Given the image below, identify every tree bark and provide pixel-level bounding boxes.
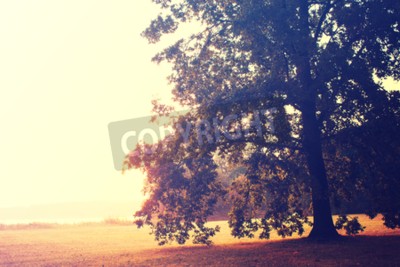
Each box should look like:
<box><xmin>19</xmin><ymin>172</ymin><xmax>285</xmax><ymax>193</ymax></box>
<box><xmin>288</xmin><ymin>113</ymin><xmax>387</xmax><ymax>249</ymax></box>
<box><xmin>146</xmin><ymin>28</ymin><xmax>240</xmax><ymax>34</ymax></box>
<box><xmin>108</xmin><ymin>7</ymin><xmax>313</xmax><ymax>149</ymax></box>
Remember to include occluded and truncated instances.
<box><xmin>297</xmin><ymin>1</ymin><xmax>340</xmax><ymax>240</ymax></box>
<box><xmin>301</xmin><ymin>104</ymin><xmax>340</xmax><ymax>240</ymax></box>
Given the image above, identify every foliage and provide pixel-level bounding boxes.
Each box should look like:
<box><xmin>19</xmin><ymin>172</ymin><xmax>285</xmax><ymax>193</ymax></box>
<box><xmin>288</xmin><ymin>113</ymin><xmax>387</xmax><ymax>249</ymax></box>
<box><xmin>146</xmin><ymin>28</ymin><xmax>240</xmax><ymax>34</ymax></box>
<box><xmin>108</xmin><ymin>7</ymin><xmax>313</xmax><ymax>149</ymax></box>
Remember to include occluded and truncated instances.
<box><xmin>334</xmin><ymin>215</ymin><xmax>365</xmax><ymax>235</ymax></box>
<box><xmin>127</xmin><ymin>0</ymin><xmax>400</xmax><ymax>244</ymax></box>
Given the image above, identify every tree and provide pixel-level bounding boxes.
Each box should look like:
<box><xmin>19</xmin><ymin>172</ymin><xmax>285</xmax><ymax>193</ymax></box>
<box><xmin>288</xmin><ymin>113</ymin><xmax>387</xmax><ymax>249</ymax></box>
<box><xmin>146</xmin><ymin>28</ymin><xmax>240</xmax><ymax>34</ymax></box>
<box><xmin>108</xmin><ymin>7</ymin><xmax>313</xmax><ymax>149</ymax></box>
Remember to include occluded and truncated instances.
<box><xmin>126</xmin><ymin>0</ymin><xmax>400</xmax><ymax>244</ymax></box>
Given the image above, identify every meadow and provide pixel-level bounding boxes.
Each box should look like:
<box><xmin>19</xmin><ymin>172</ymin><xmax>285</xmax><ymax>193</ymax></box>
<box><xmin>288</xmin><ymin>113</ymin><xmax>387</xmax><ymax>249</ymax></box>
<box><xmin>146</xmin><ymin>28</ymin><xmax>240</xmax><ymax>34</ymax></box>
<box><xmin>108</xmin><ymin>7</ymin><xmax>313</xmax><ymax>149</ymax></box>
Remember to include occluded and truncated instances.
<box><xmin>0</xmin><ymin>215</ymin><xmax>399</xmax><ymax>266</ymax></box>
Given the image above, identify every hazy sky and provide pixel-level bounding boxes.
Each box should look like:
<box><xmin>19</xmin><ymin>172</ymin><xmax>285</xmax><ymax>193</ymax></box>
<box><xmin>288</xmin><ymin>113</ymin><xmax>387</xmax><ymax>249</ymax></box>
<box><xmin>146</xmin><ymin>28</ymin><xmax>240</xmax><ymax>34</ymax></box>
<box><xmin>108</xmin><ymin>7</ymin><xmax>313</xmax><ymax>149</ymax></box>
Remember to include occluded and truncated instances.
<box><xmin>0</xmin><ymin>1</ymin><xmax>186</xmax><ymax>209</ymax></box>
<box><xmin>0</xmin><ymin>1</ymin><xmax>398</xmax><ymax>211</ymax></box>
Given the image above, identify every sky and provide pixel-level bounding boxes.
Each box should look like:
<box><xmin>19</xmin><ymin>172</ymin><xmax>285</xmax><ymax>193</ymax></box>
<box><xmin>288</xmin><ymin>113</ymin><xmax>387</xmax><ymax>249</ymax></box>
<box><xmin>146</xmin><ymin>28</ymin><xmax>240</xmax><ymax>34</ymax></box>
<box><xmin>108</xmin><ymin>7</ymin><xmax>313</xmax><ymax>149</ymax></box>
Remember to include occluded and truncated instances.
<box><xmin>0</xmin><ymin>1</ymin><xmax>398</xmax><ymax>215</ymax></box>
<box><xmin>0</xmin><ymin>0</ymin><xmax>189</xmax><ymax>211</ymax></box>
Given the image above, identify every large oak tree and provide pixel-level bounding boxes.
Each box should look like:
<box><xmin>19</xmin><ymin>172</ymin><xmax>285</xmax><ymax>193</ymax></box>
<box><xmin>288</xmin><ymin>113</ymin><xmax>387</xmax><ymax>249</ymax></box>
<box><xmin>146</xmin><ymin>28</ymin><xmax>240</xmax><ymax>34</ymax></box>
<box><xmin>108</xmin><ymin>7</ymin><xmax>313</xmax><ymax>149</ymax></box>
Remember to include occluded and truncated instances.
<box><xmin>127</xmin><ymin>0</ymin><xmax>400</xmax><ymax>244</ymax></box>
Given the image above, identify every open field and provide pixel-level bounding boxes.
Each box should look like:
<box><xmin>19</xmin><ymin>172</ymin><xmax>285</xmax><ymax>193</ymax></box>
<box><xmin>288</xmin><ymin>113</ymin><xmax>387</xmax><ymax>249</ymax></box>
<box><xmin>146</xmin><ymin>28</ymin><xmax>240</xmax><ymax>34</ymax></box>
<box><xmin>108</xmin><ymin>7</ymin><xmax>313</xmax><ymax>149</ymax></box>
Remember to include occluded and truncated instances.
<box><xmin>0</xmin><ymin>215</ymin><xmax>399</xmax><ymax>266</ymax></box>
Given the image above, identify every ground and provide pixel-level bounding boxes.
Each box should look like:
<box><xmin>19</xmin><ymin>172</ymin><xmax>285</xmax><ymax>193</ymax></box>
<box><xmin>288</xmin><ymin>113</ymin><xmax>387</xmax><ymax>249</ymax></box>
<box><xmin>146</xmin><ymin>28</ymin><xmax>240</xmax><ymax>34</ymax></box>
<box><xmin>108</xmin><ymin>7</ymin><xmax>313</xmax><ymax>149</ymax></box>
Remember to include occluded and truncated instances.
<box><xmin>0</xmin><ymin>215</ymin><xmax>399</xmax><ymax>266</ymax></box>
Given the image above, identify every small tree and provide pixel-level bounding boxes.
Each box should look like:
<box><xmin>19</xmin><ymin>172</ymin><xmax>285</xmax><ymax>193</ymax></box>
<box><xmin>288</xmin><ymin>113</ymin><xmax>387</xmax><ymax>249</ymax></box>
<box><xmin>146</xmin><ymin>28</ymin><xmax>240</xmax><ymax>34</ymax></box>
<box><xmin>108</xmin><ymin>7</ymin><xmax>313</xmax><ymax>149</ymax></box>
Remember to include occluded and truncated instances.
<box><xmin>127</xmin><ymin>0</ymin><xmax>400</xmax><ymax>244</ymax></box>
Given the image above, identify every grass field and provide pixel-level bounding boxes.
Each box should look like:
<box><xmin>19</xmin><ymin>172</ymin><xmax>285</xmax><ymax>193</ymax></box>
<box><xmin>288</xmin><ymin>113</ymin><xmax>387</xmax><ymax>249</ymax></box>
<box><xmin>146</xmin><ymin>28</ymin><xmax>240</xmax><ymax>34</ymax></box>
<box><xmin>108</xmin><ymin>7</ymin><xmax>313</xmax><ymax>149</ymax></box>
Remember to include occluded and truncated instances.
<box><xmin>0</xmin><ymin>215</ymin><xmax>399</xmax><ymax>266</ymax></box>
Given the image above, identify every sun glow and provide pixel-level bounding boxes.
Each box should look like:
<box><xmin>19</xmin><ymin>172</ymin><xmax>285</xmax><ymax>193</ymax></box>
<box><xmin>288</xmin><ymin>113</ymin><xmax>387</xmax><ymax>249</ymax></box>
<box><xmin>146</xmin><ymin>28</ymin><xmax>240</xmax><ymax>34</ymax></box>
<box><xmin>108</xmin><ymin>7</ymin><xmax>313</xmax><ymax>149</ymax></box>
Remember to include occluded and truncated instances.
<box><xmin>0</xmin><ymin>1</ymin><xmax>183</xmax><ymax>220</ymax></box>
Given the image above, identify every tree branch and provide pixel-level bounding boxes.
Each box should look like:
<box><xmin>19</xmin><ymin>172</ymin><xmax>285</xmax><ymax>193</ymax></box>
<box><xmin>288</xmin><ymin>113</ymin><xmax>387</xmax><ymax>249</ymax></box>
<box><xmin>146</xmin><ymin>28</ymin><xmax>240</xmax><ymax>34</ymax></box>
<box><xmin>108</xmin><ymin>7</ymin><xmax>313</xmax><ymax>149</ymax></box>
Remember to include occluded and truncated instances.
<box><xmin>314</xmin><ymin>0</ymin><xmax>333</xmax><ymax>42</ymax></box>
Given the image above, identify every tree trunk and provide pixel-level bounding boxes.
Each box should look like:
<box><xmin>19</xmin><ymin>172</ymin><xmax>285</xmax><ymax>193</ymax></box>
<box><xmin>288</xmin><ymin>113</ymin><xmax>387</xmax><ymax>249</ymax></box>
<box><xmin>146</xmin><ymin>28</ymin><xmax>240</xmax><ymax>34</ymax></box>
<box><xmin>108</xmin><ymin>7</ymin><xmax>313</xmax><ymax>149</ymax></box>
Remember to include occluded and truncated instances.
<box><xmin>296</xmin><ymin>1</ymin><xmax>339</xmax><ymax>240</ymax></box>
<box><xmin>302</xmin><ymin>105</ymin><xmax>340</xmax><ymax>240</ymax></box>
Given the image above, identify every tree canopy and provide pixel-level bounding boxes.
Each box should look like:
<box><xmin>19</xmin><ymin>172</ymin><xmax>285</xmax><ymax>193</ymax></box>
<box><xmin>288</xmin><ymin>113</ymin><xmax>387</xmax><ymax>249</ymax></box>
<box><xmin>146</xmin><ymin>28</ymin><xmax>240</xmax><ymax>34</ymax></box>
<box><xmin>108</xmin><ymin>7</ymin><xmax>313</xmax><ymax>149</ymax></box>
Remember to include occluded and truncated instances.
<box><xmin>126</xmin><ymin>0</ymin><xmax>400</xmax><ymax>245</ymax></box>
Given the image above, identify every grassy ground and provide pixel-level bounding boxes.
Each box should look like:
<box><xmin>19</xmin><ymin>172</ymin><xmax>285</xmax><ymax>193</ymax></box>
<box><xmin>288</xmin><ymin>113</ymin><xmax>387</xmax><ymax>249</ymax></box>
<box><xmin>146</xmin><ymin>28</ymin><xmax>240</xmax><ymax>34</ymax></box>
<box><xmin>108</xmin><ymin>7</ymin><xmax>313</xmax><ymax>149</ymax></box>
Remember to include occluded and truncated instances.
<box><xmin>0</xmin><ymin>215</ymin><xmax>399</xmax><ymax>266</ymax></box>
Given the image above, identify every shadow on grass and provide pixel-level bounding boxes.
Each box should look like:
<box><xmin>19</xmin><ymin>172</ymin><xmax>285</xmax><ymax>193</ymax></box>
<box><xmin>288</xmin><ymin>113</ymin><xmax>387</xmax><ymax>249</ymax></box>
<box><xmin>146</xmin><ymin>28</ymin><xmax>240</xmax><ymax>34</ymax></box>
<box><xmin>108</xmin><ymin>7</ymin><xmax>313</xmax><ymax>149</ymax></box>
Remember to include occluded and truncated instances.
<box><xmin>133</xmin><ymin>235</ymin><xmax>400</xmax><ymax>267</ymax></box>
